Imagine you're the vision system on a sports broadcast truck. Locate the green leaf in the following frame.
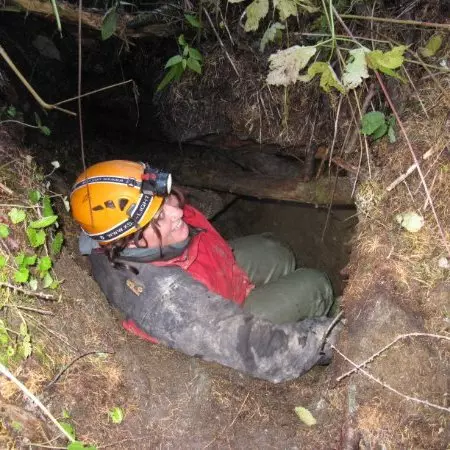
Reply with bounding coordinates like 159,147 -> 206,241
245,0 -> 269,32
42,196 -> 55,217
299,61 -> 345,93
178,34 -> 187,46
0,255 -> 6,268
395,211 -> 424,233
0,331 -> 9,345
59,421 -> 76,440
19,322 -> 28,337
182,58 -> 187,70
62,409 -> 71,419
42,272 -> 54,288
6,106 -> 16,118
101,6 -> 117,40
182,45 -> 189,57
21,339 -> 32,358
24,254 -> 37,266
342,47 -> 370,89
273,0 -> 297,21
67,441 -> 98,450
51,232 -> 64,255
361,111 -> 386,136
371,122 -> 388,140
267,45 -> 316,86
294,406 -> 317,426
26,228 -> 46,248
186,57 -> 202,74
0,224 -> 10,238
39,126 -> 51,136
8,208 -> 26,224
165,55 -> 183,69
14,267 -> 30,283
419,34 -> 442,57
29,215 -> 58,229
260,22 -> 285,52
7,346 -> 15,357
108,407 -> 124,424
29,278 -> 38,291
185,14 -> 201,28
387,116 -> 396,143
156,64 -> 184,92
366,45 -> 407,80
29,190 -> 41,204
15,253 -> 25,267
34,112 -> 42,127
188,47 -> 203,62
38,256 -> 52,274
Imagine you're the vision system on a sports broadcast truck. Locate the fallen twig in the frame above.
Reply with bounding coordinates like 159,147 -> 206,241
203,8 -> 240,78
3,304 -> 54,316
386,145 -> 444,191
0,362 -> 75,442
332,344 -> 450,413
0,181 -> 13,195
339,14 -> 450,30
336,332 -> 450,382
0,45 -> 76,116
45,350 -> 114,390
0,282 -> 55,300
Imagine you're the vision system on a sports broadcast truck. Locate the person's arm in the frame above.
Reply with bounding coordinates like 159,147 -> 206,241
89,252 -> 339,383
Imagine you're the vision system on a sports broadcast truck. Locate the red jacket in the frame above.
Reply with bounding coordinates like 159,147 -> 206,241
123,205 -> 254,342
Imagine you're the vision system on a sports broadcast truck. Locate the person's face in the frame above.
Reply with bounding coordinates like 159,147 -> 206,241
137,201 -> 189,248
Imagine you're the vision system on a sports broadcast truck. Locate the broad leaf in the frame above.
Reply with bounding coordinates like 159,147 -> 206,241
29,215 -> 57,229
21,338 -> 32,358
29,278 -> 38,291
59,421 -> 76,440
294,406 -> 317,426
366,45 -> 407,80
8,208 -> 26,224
15,253 -> 25,267
38,256 -> 52,274
39,126 -> 51,136
245,0 -> 269,32
273,0 -> 297,21
371,122 -> 388,140
260,22 -> 285,53
26,228 -> 46,248
28,190 -> 41,204
6,106 -> 16,118
188,48 -> 203,61
67,441 -> 98,450
42,272 -> 54,288
0,255 -> 6,268
101,6 -> 117,41
342,47 -> 370,89
267,45 -> 316,86
156,64 -> 184,92
419,34 -> 442,57
19,322 -> 28,337
395,211 -> 424,233
14,267 -> 29,283
186,57 -> 202,74
108,407 -> 124,424
51,231 -> 64,255
185,14 -> 201,28
299,62 -> 345,93
361,111 -> 386,136
165,55 -> 183,69
0,224 -> 10,238
42,196 -> 55,217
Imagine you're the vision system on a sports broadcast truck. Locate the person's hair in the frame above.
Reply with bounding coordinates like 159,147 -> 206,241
104,187 -> 186,273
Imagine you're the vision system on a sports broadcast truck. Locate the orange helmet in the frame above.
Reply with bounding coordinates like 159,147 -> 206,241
70,160 -> 172,244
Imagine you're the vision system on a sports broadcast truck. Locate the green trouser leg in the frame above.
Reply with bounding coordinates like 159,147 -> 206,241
229,234 -> 334,325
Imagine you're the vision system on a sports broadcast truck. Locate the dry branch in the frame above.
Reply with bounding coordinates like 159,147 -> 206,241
179,169 -> 354,205
0,282 -> 55,300
332,344 -> 450,413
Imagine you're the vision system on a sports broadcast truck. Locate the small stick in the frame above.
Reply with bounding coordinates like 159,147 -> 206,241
45,350 -> 114,389
336,332 -> 450,382
339,14 -> 450,30
386,145 -> 444,191
0,362 -> 75,442
55,79 -> 135,106
3,304 -> 54,316
0,45 -> 76,117
0,282 -> 55,300
332,345 -> 450,413
320,311 -> 343,352
0,181 -> 13,195
203,8 -> 240,78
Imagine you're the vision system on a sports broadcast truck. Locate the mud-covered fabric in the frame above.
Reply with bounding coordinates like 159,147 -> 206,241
89,252 -> 338,383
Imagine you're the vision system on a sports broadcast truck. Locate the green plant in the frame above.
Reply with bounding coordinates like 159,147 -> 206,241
156,14 -> 203,92
0,106 -> 51,136
361,111 -> 396,142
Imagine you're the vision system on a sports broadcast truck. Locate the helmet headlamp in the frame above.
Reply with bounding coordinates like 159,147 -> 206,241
141,164 -> 172,196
